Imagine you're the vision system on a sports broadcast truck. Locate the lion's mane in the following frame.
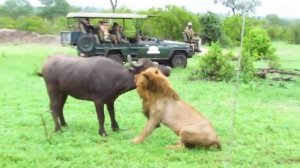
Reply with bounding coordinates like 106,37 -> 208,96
135,67 -> 179,117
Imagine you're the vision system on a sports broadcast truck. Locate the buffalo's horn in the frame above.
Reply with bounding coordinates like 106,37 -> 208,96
128,55 -> 143,68
166,66 -> 172,71
127,55 -> 132,63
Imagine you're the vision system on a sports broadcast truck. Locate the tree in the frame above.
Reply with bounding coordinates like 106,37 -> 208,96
286,23 -> 300,44
38,0 -> 70,22
110,0 -> 118,13
222,15 -> 262,46
140,5 -> 199,41
214,0 -> 261,15
199,12 -> 222,45
38,0 -> 54,6
1,0 -> 33,18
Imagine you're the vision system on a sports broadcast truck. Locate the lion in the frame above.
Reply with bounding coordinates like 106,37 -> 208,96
133,67 -> 221,149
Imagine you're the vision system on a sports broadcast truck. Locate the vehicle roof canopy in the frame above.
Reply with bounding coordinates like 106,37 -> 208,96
66,12 -> 149,19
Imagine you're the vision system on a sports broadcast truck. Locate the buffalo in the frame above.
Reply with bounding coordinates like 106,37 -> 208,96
41,55 -> 171,136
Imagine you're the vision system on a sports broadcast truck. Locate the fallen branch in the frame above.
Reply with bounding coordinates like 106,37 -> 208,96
272,76 -> 294,81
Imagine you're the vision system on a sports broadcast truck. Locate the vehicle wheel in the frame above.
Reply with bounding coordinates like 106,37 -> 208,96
108,54 -> 123,64
171,54 -> 187,68
77,35 -> 96,54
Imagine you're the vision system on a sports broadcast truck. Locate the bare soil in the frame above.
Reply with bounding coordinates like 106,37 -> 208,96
0,29 -> 59,45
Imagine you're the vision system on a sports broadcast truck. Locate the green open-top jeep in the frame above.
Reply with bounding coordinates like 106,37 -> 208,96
60,12 -> 196,68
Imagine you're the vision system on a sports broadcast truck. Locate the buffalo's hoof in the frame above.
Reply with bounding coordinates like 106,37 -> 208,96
112,127 -> 120,132
61,123 -> 68,127
54,127 -> 61,132
99,132 -> 108,137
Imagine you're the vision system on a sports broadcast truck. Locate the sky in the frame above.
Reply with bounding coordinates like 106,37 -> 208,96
0,0 -> 300,19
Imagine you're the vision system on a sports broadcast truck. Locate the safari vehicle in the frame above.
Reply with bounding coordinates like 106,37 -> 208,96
60,12 -> 195,67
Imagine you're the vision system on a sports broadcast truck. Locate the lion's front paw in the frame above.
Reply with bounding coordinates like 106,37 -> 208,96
132,137 -> 143,144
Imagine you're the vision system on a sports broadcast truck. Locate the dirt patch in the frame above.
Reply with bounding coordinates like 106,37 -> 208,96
0,29 -> 59,45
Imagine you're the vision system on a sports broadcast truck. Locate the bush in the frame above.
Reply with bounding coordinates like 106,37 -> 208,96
199,12 -> 222,45
285,23 -> 300,44
223,15 -> 262,46
243,27 -> 277,61
240,51 -> 255,82
0,16 -> 16,29
190,42 -> 234,81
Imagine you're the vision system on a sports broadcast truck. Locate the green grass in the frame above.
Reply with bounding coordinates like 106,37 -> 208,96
0,42 -> 299,168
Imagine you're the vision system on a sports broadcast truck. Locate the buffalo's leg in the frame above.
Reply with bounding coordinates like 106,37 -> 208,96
57,94 -> 68,126
47,86 -> 65,132
107,102 -> 119,131
94,100 -> 107,136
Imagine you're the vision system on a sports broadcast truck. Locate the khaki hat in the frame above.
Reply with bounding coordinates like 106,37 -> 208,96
188,22 -> 192,26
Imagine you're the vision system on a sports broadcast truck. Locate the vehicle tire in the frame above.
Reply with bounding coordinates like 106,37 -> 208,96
77,35 -> 96,54
171,54 -> 187,68
108,54 -> 123,64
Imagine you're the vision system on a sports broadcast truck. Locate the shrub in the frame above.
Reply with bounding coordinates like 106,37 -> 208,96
285,23 -> 300,44
190,42 -> 234,81
243,27 -> 276,61
240,51 -> 255,82
199,12 -> 222,45
223,15 -> 262,46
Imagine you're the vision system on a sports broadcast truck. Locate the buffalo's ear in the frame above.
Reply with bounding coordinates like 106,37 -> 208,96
155,69 -> 159,74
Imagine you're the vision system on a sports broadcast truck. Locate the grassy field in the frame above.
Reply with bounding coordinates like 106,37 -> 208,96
0,42 -> 299,168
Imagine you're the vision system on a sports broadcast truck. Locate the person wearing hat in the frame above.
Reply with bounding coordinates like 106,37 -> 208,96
184,22 -> 201,52
184,22 -> 199,41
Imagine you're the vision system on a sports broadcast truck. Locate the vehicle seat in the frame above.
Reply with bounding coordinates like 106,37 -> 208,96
79,23 -> 87,33
117,32 -> 129,44
98,29 -> 112,43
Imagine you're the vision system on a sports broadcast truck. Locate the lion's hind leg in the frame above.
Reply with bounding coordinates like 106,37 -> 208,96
179,124 -> 221,150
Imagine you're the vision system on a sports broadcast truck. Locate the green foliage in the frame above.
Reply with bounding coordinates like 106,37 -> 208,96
38,0 -> 70,22
1,0 -> 33,18
265,25 -> 286,41
199,12 -> 222,45
15,16 -> 51,34
240,51 -> 255,82
285,22 -> 300,44
243,27 -> 276,61
191,43 -> 235,81
263,14 -> 290,41
223,15 -> 262,46
140,5 -> 200,40
0,16 -> 16,29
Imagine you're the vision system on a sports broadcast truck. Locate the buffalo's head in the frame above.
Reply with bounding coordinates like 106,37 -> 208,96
127,55 -> 171,77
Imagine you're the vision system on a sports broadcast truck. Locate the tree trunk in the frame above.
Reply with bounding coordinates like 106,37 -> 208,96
110,0 -> 117,13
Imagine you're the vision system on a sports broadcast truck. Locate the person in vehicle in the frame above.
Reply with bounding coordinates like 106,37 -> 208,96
80,18 -> 93,33
98,20 -> 117,43
119,26 -> 126,39
110,22 -> 119,43
184,22 -> 200,42
138,30 -> 146,41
